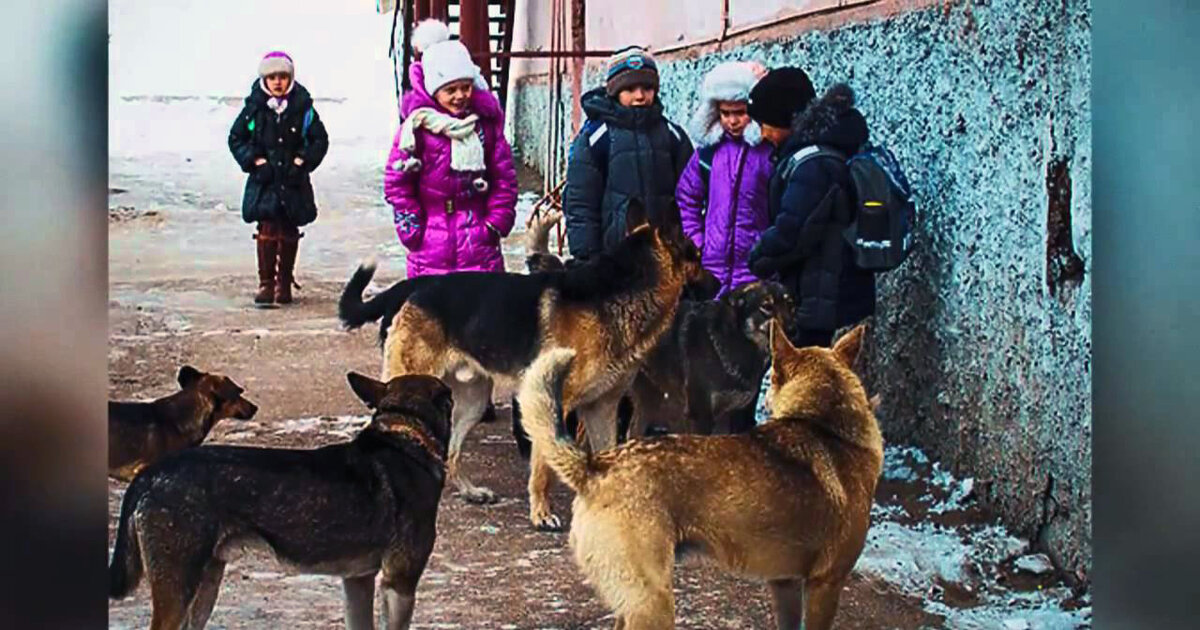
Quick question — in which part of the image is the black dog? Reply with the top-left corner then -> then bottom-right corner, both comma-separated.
108,372 -> 453,630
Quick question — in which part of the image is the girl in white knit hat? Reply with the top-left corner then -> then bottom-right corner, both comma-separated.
383,36 -> 518,278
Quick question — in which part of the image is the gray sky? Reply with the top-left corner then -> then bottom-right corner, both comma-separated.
109,0 -> 397,101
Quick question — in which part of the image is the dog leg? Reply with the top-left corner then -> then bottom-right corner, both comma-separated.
767,578 -> 804,630
801,575 -> 846,630
182,560 -> 225,630
446,374 -> 498,504
578,392 -> 623,452
342,573 -> 377,630
527,442 -> 560,531
379,576 -> 418,630
619,588 -> 675,630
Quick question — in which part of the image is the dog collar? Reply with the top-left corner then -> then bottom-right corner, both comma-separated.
377,422 -> 445,466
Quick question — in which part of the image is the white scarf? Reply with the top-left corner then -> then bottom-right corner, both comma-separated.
259,78 -> 295,115
398,107 -> 486,172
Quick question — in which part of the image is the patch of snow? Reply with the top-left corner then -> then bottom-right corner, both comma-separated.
1014,554 -> 1056,575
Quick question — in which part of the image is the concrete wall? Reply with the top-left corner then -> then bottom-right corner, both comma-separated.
510,0 -> 1092,581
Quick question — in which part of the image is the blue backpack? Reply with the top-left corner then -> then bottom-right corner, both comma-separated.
781,142 -> 916,271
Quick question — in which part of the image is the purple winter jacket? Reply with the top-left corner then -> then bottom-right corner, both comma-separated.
675,133 -> 773,297
384,63 -> 518,278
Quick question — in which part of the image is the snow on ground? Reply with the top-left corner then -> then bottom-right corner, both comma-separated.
862,446 -> 1091,629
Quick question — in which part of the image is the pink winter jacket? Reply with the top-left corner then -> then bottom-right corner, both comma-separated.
384,63 -> 518,277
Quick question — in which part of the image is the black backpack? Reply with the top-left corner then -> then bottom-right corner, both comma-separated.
781,142 -> 916,271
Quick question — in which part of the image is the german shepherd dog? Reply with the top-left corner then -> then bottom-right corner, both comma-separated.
108,372 -> 453,630
108,365 -> 258,481
339,201 -> 717,529
517,324 -> 883,629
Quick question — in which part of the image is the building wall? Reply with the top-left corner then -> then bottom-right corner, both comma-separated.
510,0 -> 1093,581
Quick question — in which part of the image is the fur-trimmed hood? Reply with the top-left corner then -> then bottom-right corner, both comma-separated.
787,83 -> 869,154
689,61 -> 763,147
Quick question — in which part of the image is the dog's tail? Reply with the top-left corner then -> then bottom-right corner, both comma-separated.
109,477 -> 146,599
517,348 -> 591,493
338,260 -> 419,339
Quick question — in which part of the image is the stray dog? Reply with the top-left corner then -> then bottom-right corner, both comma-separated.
108,365 -> 258,481
108,372 -> 453,630
339,201 -> 718,529
628,280 -> 795,438
517,324 -> 883,629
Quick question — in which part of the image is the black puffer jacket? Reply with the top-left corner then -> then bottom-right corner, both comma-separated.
228,80 -> 329,226
748,84 -> 876,333
564,88 -> 693,258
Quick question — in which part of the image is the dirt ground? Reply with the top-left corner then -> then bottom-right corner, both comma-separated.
107,161 -> 1075,628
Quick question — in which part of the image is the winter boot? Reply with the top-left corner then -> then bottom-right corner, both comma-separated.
253,222 -> 278,305
274,227 -> 302,304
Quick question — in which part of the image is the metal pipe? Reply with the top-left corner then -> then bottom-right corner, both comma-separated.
719,0 -> 730,41
459,0 -> 491,83
570,0 -> 585,135
473,49 -> 614,59
654,0 -> 878,55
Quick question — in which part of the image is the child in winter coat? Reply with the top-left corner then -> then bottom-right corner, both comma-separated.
564,46 -> 693,259
675,61 -> 774,298
384,36 -> 518,278
228,51 -> 329,306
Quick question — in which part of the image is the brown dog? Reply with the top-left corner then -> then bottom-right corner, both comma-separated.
517,324 -> 883,629
108,366 -> 258,481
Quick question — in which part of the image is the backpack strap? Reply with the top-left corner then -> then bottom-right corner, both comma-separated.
696,143 -> 720,214
301,107 -> 315,148
580,119 -> 610,179
780,144 -> 847,183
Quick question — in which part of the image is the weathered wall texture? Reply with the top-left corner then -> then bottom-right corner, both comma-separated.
510,0 -> 1092,581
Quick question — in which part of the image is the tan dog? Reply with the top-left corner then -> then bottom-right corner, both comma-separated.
108,366 -> 258,481
517,324 -> 883,629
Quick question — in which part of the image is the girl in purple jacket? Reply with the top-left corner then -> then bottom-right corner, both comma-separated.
676,61 -> 773,297
384,36 -> 518,278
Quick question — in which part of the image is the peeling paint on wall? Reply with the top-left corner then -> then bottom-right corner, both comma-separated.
511,0 -> 1093,581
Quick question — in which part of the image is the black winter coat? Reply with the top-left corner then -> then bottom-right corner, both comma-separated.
748,84 -> 876,333
564,88 -> 693,258
228,80 -> 329,226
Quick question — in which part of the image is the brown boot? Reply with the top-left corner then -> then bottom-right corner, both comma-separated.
274,228 -> 302,304
253,222 -> 278,305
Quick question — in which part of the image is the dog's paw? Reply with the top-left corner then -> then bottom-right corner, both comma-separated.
460,487 -> 499,505
531,512 -> 563,532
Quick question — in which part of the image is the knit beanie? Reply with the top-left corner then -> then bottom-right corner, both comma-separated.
258,51 -> 294,78
422,40 -> 483,96
605,46 -> 659,97
747,67 -> 816,129
411,19 -> 451,55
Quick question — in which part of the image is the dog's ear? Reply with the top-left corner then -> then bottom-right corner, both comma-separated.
832,324 -> 866,368
347,372 -> 388,409
624,198 -> 649,235
769,319 -> 798,378
177,365 -> 204,389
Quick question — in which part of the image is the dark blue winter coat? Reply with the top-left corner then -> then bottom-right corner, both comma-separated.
228,80 -> 329,226
748,84 -> 876,333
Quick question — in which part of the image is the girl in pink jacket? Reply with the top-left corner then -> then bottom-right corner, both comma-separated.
384,36 -> 518,278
